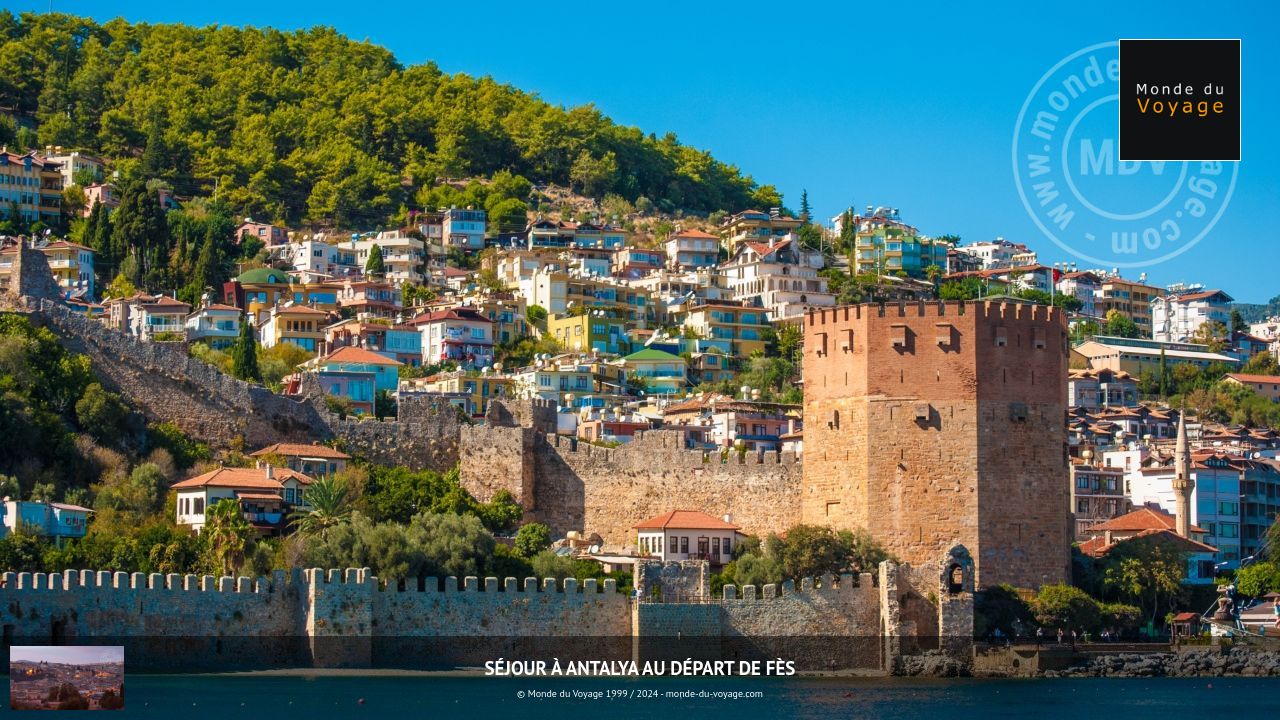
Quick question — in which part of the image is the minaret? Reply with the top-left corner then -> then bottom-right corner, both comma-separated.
1172,410 -> 1194,537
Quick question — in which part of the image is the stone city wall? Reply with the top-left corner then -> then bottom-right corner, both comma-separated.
20,299 -> 461,471
459,414 -> 801,546
0,555 -> 975,672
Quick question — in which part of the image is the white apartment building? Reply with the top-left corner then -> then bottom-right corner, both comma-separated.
342,232 -> 426,285
1151,288 -> 1234,343
719,237 -> 834,320
954,239 -> 1036,269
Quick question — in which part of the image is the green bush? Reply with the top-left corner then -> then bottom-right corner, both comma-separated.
514,522 -> 552,558
1033,584 -> 1103,632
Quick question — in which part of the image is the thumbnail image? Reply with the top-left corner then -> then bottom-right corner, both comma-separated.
9,646 -> 124,711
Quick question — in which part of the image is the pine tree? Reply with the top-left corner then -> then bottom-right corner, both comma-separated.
231,319 -> 261,382
799,189 -> 811,224
365,243 -> 385,277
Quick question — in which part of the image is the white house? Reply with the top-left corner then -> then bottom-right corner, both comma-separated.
1151,288 -> 1234,343
185,302 -> 242,350
171,466 -> 313,536
633,510 -> 741,567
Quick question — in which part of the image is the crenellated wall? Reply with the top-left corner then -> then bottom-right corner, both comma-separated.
0,554 -> 975,672
17,299 -> 462,471
459,411 -> 801,545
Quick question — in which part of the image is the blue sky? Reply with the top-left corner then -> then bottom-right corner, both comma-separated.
5,0 -> 1277,302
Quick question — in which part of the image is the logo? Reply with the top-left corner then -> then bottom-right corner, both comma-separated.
1012,41 -> 1237,269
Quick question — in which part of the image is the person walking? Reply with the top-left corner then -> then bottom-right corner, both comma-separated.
1057,628 -> 1064,645
1035,627 -> 1044,648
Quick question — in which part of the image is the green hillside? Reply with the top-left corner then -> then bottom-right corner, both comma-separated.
0,11 -> 781,227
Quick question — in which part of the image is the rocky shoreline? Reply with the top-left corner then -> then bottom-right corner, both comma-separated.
1044,647 -> 1280,678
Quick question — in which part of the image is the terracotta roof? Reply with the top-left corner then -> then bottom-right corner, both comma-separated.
633,510 -> 740,531
1166,289 -> 1232,303
1224,373 -> 1280,385
743,238 -> 793,258
142,295 -> 190,309
250,443 -> 351,460
42,240 -> 94,252
1079,528 -> 1218,558
1089,506 -> 1206,534
406,307 -> 493,325
322,346 -> 403,366
170,467 -> 313,490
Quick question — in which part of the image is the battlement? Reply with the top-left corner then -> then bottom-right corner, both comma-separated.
721,572 -> 876,601
0,567 -> 623,596
540,430 -> 801,467
806,299 -> 1062,328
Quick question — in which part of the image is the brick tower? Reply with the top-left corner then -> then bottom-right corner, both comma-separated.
801,300 -> 1071,589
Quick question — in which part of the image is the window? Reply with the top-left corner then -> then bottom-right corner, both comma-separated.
1219,501 -> 1239,516
194,497 -> 205,514
723,537 -> 731,556
1076,476 -> 1090,489
669,536 -> 678,553
1076,500 -> 1089,513
680,537 -> 689,554
1219,523 -> 1239,538
712,537 -> 721,557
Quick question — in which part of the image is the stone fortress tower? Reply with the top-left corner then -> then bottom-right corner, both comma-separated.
801,300 -> 1072,589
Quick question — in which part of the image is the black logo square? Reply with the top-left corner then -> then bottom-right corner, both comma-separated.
1119,39 -> 1240,161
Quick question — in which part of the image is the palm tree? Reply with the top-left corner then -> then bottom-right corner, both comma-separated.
290,474 -> 352,536
203,498 -> 252,577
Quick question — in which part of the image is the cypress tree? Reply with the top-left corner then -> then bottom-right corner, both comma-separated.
1158,347 -> 1170,398
231,319 -> 261,382
799,189 -> 811,224
83,202 -> 101,252
365,243 -> 385,277
110,180 -> 171,290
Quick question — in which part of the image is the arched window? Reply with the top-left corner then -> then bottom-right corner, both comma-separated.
948,564 -> 964,594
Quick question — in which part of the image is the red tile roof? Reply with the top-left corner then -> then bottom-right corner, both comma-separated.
322,345 -> 403,366
249,443 -> 351,460
1224,373 -> 1280,385
1089,506 -> 1206,534
406,307 -> 492,325
1079,528 -> 1218,558
633,510 -> 741,531
743,238 -> 793,258
171,467 -> 313,490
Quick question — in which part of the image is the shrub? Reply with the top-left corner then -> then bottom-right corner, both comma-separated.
1033,583 -> 1103,633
